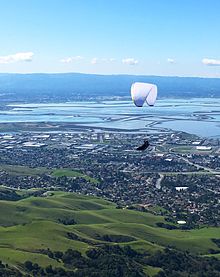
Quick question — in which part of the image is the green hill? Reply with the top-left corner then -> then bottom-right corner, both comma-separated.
0,189 -> 220,275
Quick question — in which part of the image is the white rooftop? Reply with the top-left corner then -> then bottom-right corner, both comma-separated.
175,187 -> 188,191
196,146 -> 212,151
177,220 -> 186,224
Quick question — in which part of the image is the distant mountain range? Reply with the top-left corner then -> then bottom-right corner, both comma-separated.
0,73 -> 219,102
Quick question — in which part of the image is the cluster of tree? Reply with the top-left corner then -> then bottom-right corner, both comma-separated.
66,232 -> 95,245
95,234 -> 135,243
212,239 -> 220,248
21,245 -> 220,277
156,222 -> 178,230
58,217 -> 76,225
148,248 -> 220,277
0,260 -> 22,276
0,188 -> 21,201
24,245 -> 145,277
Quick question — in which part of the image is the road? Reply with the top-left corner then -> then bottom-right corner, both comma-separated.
178,155 -> 220,176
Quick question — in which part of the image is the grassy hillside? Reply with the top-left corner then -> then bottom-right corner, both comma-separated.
0,189 -> 220,275
52,168 -> 99,184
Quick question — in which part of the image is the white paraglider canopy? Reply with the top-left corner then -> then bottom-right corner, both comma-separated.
131,82 -> 157,107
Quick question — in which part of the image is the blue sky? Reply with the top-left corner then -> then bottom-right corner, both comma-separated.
0,0 -> 220,76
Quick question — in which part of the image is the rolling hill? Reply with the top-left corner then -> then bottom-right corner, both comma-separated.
0,188 -> 220,276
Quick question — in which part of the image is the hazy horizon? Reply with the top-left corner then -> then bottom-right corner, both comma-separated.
0,71 -> 220,79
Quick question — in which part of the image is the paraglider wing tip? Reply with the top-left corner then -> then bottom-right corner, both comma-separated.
135,104 -> 143,107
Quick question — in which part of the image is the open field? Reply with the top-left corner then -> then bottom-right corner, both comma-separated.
170,145 -> 213,154
52,168 -> 99,184
0,163 -> 99,183
0,189 -> 219,273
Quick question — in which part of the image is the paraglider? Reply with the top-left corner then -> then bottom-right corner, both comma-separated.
131,82 -> 157,151
136,140 -> 150,151
131,82 -> 157,107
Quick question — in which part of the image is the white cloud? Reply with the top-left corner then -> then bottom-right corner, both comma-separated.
202,58 -> 220,66
122,58 -> 138,65
60,55 -> 84,63
61,56 -> 116,65
167,58 -> 175,64
91,57 -> 98,64
0,52 -> 34,64
101,58 -> 116,63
